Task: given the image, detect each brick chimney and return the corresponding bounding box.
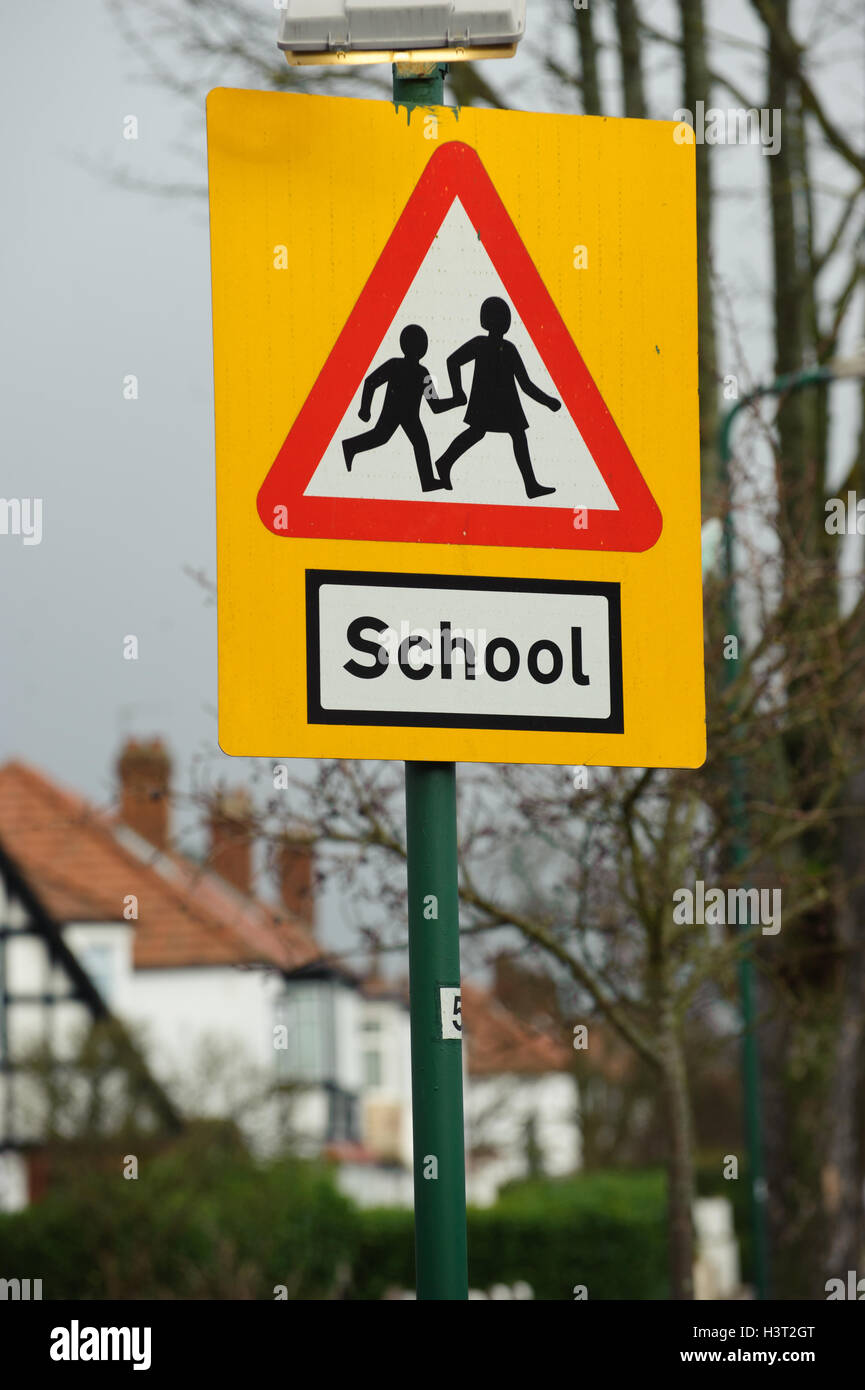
[117,739,172,851]
[208,788,253,895]
[277,832,315,930]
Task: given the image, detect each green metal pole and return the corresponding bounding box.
[405,761,468,1300]
[718,365,830,1301]
[719,398,770,1301]
[392,63,467,1303]
[392,61,449,111]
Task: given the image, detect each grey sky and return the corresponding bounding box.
[1,6,218,812]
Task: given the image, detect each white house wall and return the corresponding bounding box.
[124,965,285,1120]
[337,1160,414,1209]
[0,1150,28,1212]
[61,922,134,1012]
[0,878,28,930]
[0,882,98,1151]
[357,998,413,1165]
[396,1009,413,1166]
[274,1084,331,1159]
[465,1072,580,1206]
[125,970,367,1155]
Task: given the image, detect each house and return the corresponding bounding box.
[0,742,579,1210]
[461,981,578,1205]
[337,973,579,1207]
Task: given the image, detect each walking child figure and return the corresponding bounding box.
[434,296,561,498]
[342,324,451,493]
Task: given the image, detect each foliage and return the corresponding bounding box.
[469,1170,669,1301]
[0,1151,671,1301]
[0,1139,357,1300]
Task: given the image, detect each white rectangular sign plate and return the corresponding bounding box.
[306,571,623,733]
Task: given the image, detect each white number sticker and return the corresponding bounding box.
[440,986,461,1040]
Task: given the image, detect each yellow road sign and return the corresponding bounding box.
[207,88,705,767]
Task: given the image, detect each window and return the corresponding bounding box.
[363,1049,382,1087]
[326,1085,359,1144]
[79,944,115,1004]
[274,984,334,1084]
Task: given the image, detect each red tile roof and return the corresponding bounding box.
[357,973,573,1075]
[461,982,573,1076]
[0,761,576,1076]
[0,761,322,972]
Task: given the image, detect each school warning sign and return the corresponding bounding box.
[207,88,705,768]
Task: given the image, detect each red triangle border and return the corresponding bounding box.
[257,140,662,553]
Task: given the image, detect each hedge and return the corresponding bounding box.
[472,1169,669,1301]
[0,1146,673,1300]
[0,1137,358,1300]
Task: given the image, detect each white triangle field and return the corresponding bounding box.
[303,199,618,511]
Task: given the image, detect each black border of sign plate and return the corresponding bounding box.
[305,570,624,735]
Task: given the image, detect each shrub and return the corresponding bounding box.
[348,1170,668,1300]
[470,1170,669,1300]
[0,1152,672,1300]
[0,1137,358,1300]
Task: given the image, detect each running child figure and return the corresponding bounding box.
[434,296,561,498]
[342,324,450,493]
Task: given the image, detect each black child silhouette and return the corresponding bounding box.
[342,324,451,493]
[434,296,561,499]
